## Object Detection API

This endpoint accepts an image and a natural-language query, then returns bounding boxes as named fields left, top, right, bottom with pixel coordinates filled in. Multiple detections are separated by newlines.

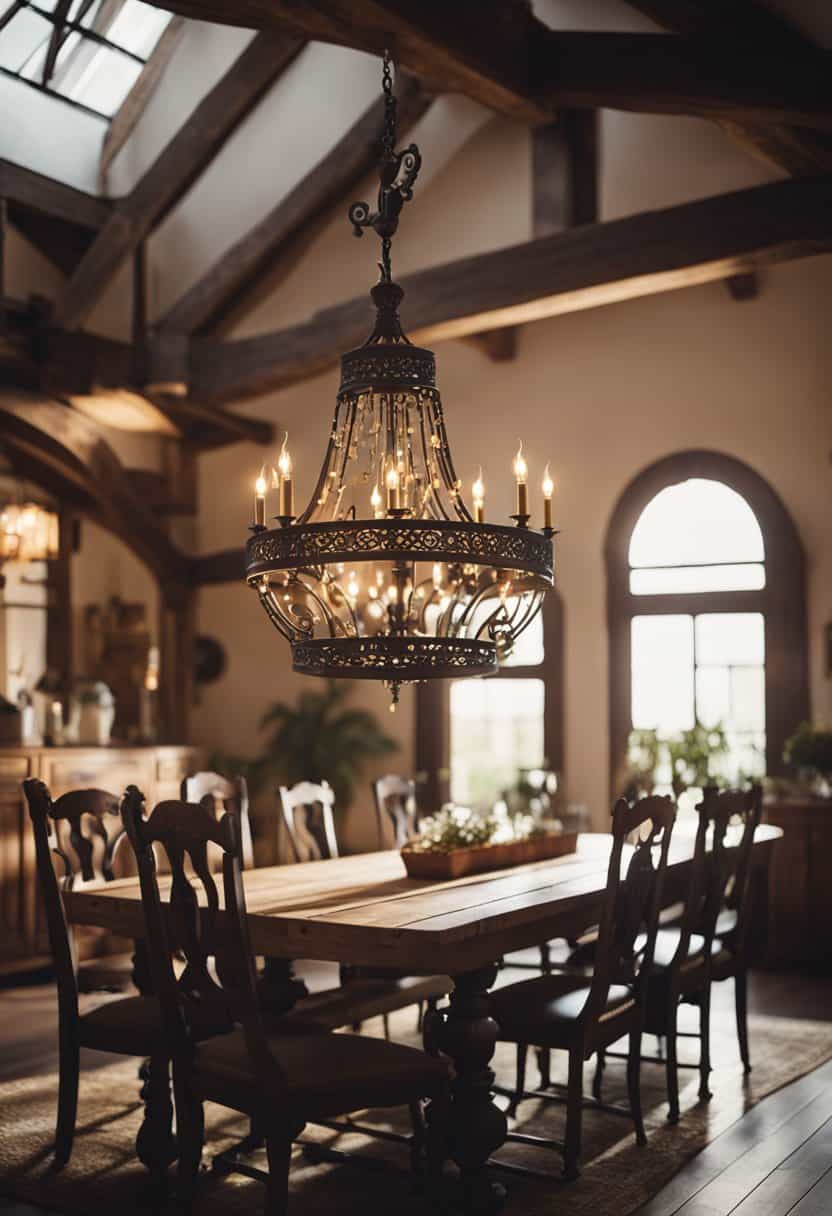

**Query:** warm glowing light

left=513, top=440, right=528, bottom=484
left=255, top=469, right=267, bottom=497
left=278, top=433, right=292, bottom=477
left=472, top=467, right=485, bottom=523
left=386, top=465, right=399, bottom=491
left=370, top=483, right=383, bottom=517
left=542, top=464, right=554, bottom=499
left=432, top=562, right=442, bottom=589
left=346, top=571, right=360, bottom=599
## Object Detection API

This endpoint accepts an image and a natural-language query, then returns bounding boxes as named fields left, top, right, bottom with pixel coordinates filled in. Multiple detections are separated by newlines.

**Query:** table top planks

left=63, top=825, right=781, bottom=975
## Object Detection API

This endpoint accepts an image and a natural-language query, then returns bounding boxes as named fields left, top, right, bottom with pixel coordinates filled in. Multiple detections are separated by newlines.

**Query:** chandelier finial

left=347, top=49, right=421, bottom=282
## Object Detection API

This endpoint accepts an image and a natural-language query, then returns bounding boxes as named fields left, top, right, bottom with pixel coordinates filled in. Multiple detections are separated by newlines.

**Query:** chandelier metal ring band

left=290, top=636, right=499, bottom=681
left=245, top=519, right=554, bottom=581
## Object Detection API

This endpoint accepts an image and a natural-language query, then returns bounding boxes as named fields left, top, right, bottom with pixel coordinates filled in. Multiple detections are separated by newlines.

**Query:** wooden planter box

left=401, top=831, right=578, bottom=880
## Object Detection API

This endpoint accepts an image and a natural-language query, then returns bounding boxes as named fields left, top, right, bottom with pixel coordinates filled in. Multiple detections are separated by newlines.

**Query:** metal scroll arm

left=347, top=49, right=421, bottom=282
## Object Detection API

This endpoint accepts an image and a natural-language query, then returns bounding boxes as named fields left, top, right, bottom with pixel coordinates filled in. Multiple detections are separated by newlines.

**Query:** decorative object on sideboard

left=76, top=681, right=116, bottom=747
left=245, top=51, right=555, bottom=709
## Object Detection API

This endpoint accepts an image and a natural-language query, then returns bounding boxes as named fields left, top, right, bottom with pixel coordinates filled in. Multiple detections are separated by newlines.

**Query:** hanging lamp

left=246, top=52, right=556, bottom=707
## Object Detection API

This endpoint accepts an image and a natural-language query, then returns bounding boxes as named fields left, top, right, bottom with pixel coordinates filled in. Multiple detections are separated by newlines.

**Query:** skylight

left=0, top=0, right=171, bottom=120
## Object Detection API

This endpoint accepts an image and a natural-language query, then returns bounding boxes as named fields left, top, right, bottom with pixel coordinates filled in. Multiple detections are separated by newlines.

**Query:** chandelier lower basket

left=291, top=635, right=498, bottom=680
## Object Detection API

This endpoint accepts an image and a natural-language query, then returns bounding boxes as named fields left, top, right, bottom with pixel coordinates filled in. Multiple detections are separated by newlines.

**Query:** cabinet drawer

left=40, top=752, right=155, bottom=799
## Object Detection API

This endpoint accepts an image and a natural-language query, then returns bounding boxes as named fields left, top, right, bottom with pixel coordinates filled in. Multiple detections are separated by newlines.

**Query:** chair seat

left=297, top=974, right=452, bottom=1030
left=79, top=995, right=168, bottom=1055
left=194, top=1029, right=449, bottom=1118
left=491, top=975, right=634, bottom=1048
left=651, top=928, right=724, bottom=973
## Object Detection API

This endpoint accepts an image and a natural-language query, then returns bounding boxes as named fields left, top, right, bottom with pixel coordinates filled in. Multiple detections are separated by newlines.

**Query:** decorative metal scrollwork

left=292, top=636, right=497, bottom=680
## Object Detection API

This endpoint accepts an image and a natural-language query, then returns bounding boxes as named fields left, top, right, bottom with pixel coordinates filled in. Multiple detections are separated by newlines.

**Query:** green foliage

left=666, top=723, right=729, bottom=798
left=784, top=722, right=832, bottom=779
left=211, top=680, right=397, bottom=810
left=623, top=723, right=730, bottom=799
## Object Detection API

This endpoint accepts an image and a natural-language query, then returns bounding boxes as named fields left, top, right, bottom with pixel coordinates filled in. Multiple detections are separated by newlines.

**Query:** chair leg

left=426, top=1083, right=451, bottom=1205
left=417, top=1000, right=425, bottom=1033
left=174, top=1077, right=204, bottom=1213
left=563, top=1044, right=583, bottom=1181
left=382, top=1013, right=390, bottom=1040
left=540, top=941, right=552, bottom=976
left=263, top=1128, right=292, bottom=1216
left=409, top=1100, right=426, bottom=1178
left=507, top=1044, right=527, bottom=1118
left=54, top=1022, right=80, bottom=1169
left=627, top=1030, right=647, bottom=1147
left=537, top=1046, right=551, bottom=1089
left=735, top=969, right=751, bottom=1074
left=592, top=1048, right=605, bottom=1103
left=665, top=1003, right=680, bottom=1125
left=699, top=984, right=713, bottom=1102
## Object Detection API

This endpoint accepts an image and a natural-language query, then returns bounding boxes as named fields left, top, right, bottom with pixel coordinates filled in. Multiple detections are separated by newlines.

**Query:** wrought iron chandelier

left=0, top=494, right=59, bottom=588
left=246, top=53, right=556, bottom=707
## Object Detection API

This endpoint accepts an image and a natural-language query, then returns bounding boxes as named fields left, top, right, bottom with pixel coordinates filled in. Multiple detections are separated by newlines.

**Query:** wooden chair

left=182, top=770, right=254, bottom=870
left=279, top=780, right=339, bottom=862
left=23, top=779, right=174, bottom=1173
left=597, top=784, right=762, bottom=1122
left=373, top=774, right=418, bottom=848
left=121, top=785, right=451, bottom=1214
left=278, top=780, right=452, bottom=1039
left=491, top=795, right=677, bottom=1180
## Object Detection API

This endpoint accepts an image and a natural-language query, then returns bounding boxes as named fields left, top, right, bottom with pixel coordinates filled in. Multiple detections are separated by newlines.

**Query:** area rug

left=1, top=1006, right=831, bottom=1216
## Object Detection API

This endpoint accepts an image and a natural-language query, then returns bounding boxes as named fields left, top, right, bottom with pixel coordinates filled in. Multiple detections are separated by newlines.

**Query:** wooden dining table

left=64, top=823, right=781, bottom=1213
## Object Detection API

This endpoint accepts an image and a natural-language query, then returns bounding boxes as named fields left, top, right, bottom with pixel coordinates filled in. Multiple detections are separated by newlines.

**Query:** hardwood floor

left=1, top=965, right=831, bottom=1216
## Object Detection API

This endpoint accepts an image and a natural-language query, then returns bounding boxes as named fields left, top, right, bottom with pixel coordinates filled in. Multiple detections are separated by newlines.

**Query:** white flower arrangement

left=407, top=803, right=545, bottom=854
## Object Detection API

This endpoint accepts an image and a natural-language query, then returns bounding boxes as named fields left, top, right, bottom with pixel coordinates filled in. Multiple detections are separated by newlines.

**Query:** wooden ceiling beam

left=0, top=160, right=110, bottom=231
left=625, top=0, right=832, bottom=175
left=158, top=75, right=431, bottom=337
left=0, top=391, right=186, bottom=582
left=146, top=0, right=553, bottom=124
left=188, top=176, right=832, bottom=403
left=145, top=1, right=832, bottom=132
left=56, top=30, right=305, bottom=331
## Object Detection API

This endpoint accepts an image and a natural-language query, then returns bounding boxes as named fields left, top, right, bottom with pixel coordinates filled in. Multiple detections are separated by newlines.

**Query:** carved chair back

left=23, top=780, right=125, bottom=1026
left=585, top=795, right=676, bottom=1029
left=373, top=774, right=418, bottom=848
left=122, top=786, right=286, bottom=1095
left=121, top=787, right=236, bottom=1048
left=279, top=781, right=339, bottom=862
left=181, top=771, right=254, bottom=870
left=697, top=784, right=763, bottom=960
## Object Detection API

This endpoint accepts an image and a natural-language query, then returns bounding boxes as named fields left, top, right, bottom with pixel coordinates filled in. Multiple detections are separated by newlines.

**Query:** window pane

left=631, top=615, right=694, bottom=733
left=450, top=677, right=544, bottom=809
left=731, top=665, right=765, bottom=731
left=630, top=562, right=765, bottom=595
left=106, top=0, right=171, bottom=57
left=695, top=613, right=765, bottom=666
left=0, top=10, right=51, bottom=72
left=65, top=46, right=142, bottom=114
left=695, top=665, right=730, bottom=728
left=629, top=478, right=764, bottom=568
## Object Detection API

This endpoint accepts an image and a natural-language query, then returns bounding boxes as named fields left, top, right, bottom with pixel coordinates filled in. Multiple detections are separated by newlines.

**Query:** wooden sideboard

left=763, top=797, right=832, bottom=968
left=0, top=744, right=200, bottom=973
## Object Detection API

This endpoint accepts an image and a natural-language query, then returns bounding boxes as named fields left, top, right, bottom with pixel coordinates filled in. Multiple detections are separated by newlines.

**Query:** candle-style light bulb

left=370, top=482, right=383, bottom=518
left=542, top=462, right=554, bottom=530
left=386, top=463, right=400, bottom=511
left=254, top=466, right=267, bottom=526
left=472, top=468, right=485, bottom=523
left=278, top=433, right=293, bottom=516
left=513, top=440, right=528, bottom=517
left=432, top=562, right=443, bottom=590
left=346, top=570, right=360, bottom=600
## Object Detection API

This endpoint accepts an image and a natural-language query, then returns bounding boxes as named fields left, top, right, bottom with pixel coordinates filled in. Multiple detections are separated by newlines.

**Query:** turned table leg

left=435, top=964, right=507, bottom=1213
left=132, top=942, right=177, bottom=1181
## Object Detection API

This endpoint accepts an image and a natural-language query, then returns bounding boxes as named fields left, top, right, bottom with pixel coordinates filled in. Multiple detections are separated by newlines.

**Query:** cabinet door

left=0, top=755, right=32, bottom=963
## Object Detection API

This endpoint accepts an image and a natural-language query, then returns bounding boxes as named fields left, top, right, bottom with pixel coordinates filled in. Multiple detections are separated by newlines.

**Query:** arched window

left=606, top=451, right=808, bottom=796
